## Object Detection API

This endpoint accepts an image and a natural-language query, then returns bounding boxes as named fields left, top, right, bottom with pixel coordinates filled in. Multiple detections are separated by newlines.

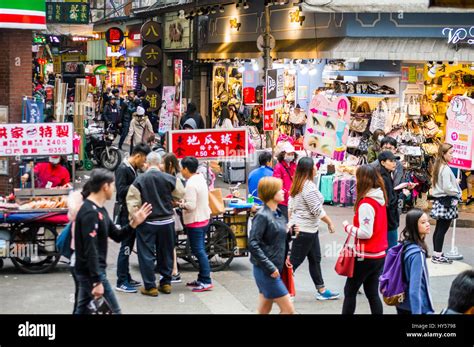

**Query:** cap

left=136, top=106, right=145, bottom=116
left=183, top=118, right=197, bottom=130
left=275, top=141, right=296, bottom=156
left=378, top=150, right=400, bottom=162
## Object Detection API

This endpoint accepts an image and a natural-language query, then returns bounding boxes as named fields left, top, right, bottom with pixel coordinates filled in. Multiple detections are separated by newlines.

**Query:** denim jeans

left=387, top=229, right=398, bottom=249
left=136, top=222, right=175, bottom=289
left=118, top=121, right=130, bottom=149
left=116, top=213, right=136, bottom=286
left=187, top=225, right=212, bottom=285
left=74, top=272, right=121, bottom=314
left=290, top=232, right=324, bottom=290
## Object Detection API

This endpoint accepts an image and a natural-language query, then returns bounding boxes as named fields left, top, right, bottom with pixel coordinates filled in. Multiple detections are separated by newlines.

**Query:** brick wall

left=0, top=29, right=33, bottom=195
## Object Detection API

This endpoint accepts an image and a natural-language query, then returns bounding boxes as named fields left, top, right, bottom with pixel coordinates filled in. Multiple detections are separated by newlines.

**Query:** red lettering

left=0, top=127, right=7, bottom=139
left=56, top=125, right=69, bottom=138
left=40, top=126, right=53, bottom=138
left=11, top=127, right=24, bottom=139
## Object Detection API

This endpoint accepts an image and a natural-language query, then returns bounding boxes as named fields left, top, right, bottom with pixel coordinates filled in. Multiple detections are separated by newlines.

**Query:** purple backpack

left=379, top=243, right=407, bottom=306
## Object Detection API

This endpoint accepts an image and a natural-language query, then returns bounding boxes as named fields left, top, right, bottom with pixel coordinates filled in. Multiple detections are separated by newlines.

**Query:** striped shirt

left=288, top=180, right=326, bottom=233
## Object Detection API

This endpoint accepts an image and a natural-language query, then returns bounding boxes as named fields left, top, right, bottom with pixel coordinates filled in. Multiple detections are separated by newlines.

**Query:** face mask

left=49, top=157, right=60, bottom=165
left=378, top=136, right=384, bottom=142
left=284, top=155, right=294, bottom=163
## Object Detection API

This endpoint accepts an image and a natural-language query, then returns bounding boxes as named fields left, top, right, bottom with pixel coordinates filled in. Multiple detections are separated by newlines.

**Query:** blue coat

left=397, top=243, right=435, bottom=314
left=248, top=166, right=273, bottom=205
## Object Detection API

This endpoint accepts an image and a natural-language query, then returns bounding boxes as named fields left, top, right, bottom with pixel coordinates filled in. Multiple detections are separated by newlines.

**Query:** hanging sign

left=46, top=2, right=89, bottom=24
left=304, top=94, right=351, bottom=158
left=141, top=44, right=162, bottom=65
left=141, top=21, right=161, bottom=43
left=145, top=90, right=160, bottom=113
left=169, top=129, right=248, bottom=160
left=446, top=96, right=474, bottom=170
left=105, top=27, right=124, bottom=45
left=174, top=59, right=183, bottom=121
left=0, top=123, right=73, bottom=156
left=265, top=69, right=284, bottom=110
left=23, top=99, right=44, bottom=123
left=263, top=87, right=274, bottom=131
left=140, top=67, right=162, bottom=89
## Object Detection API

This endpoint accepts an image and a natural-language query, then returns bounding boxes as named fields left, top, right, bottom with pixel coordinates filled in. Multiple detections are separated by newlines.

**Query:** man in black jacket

left=179, top=102, right=205, bottom=129
left=114, top=143, right=151, bottom=293
left=119, top=90, right=138, bottom=150
left=74, top=169, right=151, bottom=314
left=378, top=151, right=401, bottom=249
left=126, top=152, right=185, bottom=297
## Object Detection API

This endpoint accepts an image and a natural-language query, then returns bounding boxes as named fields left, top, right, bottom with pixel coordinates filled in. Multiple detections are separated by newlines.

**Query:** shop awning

left=197, top=38, right=338, bottom=60
left=198, top=37, right=474, bottom=62
left=323, top=37, right=474, bottom=62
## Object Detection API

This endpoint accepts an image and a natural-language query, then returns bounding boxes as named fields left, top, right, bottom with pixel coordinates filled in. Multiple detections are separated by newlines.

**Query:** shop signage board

left=0, top=0, right=46, bottom=30
left=145, top=90, right=160, bottom=113
left=106, top=27, right=124, bottom=46
left=304, top=94, right=351, bottom=158
left=140, top=67, right=162, bottom=89
left=158, top=86, right=175, bottom=135
left=46, top=2, right=89, bottom=24
left=141, top=44, right=162, bottom=65
left=0, top=123, right=73, bottom=157
left=23, top=99, right=44, bottom=123
left=446, top=96, right=474, bottom=170
left=141, top=21, right=161, bottom=43
left=164, top=14, right=191, bottom=50
left=265, top=69, right=284, bottom=111
left=442, top=27, right=474, bottom=45
left=169, top=129, right=248, bottom=160
left=174, top=59, right=183, bottom=122
left=263, top=87, right=274, bottom=131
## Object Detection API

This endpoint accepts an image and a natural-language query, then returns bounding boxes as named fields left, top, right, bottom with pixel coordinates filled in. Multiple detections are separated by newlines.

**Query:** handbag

left=209, top=188, right=225, bottom=216
left=173, top=209, right=184, bottom=232
left=355, top=101, right=371, bottom=114
left=357, top=135, right=370, bottom=154
left=422, top=117, right=439, bottom=138
left=289, top=107, right=306, bottom=125
left=248, top=125, right=263, bottom=149
left=335, top=231, right=357, bottom=278
left=420, top=95, right=434, bottom=116
left=407, top=95, right=421, bottom=118
left=421, top=142, right=439, bottom=156
left=349, top=117, right=369, bottom=133
left=281, top=263, right=296, bottom=297
left=346, top=135, right=361, bottom=149
left=369, top=100, right=390, bottom=134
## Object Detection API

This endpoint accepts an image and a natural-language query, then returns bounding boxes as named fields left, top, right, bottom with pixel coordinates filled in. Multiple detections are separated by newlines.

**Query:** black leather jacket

left=249, top=205, right=290, bottom=275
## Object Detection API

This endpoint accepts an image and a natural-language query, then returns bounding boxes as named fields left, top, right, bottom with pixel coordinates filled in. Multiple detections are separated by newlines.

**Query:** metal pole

left=263, top=5, right=275, bottom=162
left=445, top=169, right=463, bottom=260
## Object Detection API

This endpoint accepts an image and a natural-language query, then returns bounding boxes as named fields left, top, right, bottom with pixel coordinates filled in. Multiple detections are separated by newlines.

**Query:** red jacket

left=273, top=161, right=296, bottom=207
left=34, top=162, right=70, bottom=188
left=344, top=188, right=388, bottom=259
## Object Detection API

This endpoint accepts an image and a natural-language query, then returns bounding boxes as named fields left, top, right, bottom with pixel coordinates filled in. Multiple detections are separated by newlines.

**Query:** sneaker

left=192, top=282, right=214, bottom=292
left=316, top=289, right=340, bottom=301
left=431, top=255, right=453, bottom=264
left=186, top=280, right=201, bottom=287
left=140, top=287, right=158, bottom=297
left=115, top=283, right=138, bottom=293
left=158, top=284, right=172, bottom=294
left=467, top=197, right=474, bottom=206
left=129, top=279, right=142, bottom=287
left=171, top=273, right=182, bottom=283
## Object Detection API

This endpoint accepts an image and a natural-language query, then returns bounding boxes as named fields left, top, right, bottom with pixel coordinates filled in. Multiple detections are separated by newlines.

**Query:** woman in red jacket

left=341, top=165, right=388, bottom=314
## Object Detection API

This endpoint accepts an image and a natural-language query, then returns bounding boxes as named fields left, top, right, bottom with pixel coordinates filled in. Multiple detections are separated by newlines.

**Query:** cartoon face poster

left=304, top=94, right=351, bottom=158
left=446, top=96, right=474, bottom=170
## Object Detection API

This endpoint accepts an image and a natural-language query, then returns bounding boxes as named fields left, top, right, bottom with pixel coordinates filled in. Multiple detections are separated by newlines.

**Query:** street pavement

left=0, top=197, right=472, bottom=314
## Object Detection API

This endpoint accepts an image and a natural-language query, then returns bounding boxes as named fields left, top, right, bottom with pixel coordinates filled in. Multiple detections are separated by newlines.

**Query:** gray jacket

left=249, top=205, right=290, bottom=275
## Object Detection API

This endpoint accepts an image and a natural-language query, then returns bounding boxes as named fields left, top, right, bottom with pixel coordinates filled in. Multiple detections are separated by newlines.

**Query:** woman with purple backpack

left=396, top=209, right=435, bottom=314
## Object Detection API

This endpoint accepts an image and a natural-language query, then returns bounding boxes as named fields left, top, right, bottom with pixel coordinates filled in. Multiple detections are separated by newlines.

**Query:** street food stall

left=168, top=128, right=252, bottom=271
left=0, top=122, right=75, bottom=273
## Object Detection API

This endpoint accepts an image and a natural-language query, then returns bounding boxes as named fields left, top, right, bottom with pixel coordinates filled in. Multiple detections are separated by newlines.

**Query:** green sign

left=46, top=2, right=89, bottom=24
left=408, top=66, right=417, bottom=83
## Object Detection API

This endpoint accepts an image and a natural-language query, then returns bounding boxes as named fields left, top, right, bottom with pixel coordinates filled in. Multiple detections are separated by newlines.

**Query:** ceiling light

left=197, top=8, right=204, bottom=15
left=210, top=6, right=217, bottom=14
left=236, top=0, right=240, bottom=9
left=243, top=1, right=249, bottom=9
left=178, top=10, right=185, bottom=19
left=219, top=5, right=225, bottom=13
left=264, top=0, right=271, bottom=7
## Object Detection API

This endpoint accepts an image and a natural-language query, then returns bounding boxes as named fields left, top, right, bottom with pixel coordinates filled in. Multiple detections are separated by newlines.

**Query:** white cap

left=136, top=106, right=145, bottom=116
left=275, top=141, right=296, bottom=156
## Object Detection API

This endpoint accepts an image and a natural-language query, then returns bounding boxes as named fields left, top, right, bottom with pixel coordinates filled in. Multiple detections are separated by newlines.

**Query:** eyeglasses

left=382, top=146, right=396, bottom=151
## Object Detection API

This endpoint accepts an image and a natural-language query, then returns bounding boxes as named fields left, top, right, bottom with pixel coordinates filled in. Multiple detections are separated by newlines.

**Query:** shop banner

left=304, top=94, right=351, bottom=158
left=46, top=2, right=89, bottom=25
left=265, top=69, right=284, bottom=110
left=169, top=129, right=248, bottom=160
left=446, top=96, right=474, bottom=170
left=159, top=86, right=175, bottom=135
left=23, top=99, right=44, bottom=124
left=263, top=87, right=274, bottom=131
left=0, top=0, right=46, bottom=30
left=0, top=123, right=74, bottom=157
left=174, top=59, right=183, bottom=126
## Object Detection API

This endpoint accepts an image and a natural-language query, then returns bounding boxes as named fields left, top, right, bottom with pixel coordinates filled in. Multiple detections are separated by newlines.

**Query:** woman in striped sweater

left=341, top=165, right=388, bottom=314
left=288, top=157, right=339, bottom=301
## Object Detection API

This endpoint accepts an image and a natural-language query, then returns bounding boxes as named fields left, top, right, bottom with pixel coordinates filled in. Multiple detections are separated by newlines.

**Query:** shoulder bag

left=335, top=231, right=357, bottom=278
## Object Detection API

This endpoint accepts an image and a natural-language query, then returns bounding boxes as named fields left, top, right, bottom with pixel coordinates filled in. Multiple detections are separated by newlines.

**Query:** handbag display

left=407, top=95, right=421, bottom=118
left=422, top=116, right=439, bottom=138
left=346, top=135, right=362, bottom=149
left=248, top=125, right=263, bottom=149
left=421, top=142, right=439, bottom=156
left=349, top=117, right=369, bottom=133
left=369, top=100, right=391, bottom=134
left=420, top=95, right=434, bottom=116
left=335, top=231, right=357, bottom=278
left=333, top=80, right=347, bottom=93
left=289, top=106, right=306, bottom=125
left=209, top=188, right=225, bottom=216
left=355, top=101, right=371, bottom=114
left=357, top=135, right=370, bottom=154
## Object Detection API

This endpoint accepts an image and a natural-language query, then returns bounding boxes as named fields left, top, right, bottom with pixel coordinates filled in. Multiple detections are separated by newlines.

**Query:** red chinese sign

left=0, top=123, right=74, bottom=157
left=169, top=129, right=248, bottom=160
left=263, top=87, right=274, bottom=131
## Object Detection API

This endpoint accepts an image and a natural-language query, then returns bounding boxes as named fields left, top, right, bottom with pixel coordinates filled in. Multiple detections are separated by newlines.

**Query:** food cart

left=0, top=123, right=74, bottom=273
left=168, top=128, right=252, bottom=271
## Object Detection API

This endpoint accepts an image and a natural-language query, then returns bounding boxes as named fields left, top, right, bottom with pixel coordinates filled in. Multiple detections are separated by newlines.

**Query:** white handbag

left=369, top=100, right=391, bottom=134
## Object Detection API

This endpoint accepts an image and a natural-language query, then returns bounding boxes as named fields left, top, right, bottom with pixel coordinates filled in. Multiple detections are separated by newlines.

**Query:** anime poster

left=304, top=94, right=351, bottom=158
left=158, top=86, right=176, bottom=135
left=173, top=59, right=183, bottom=129
left=446, top=96, right=474, bottom=170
